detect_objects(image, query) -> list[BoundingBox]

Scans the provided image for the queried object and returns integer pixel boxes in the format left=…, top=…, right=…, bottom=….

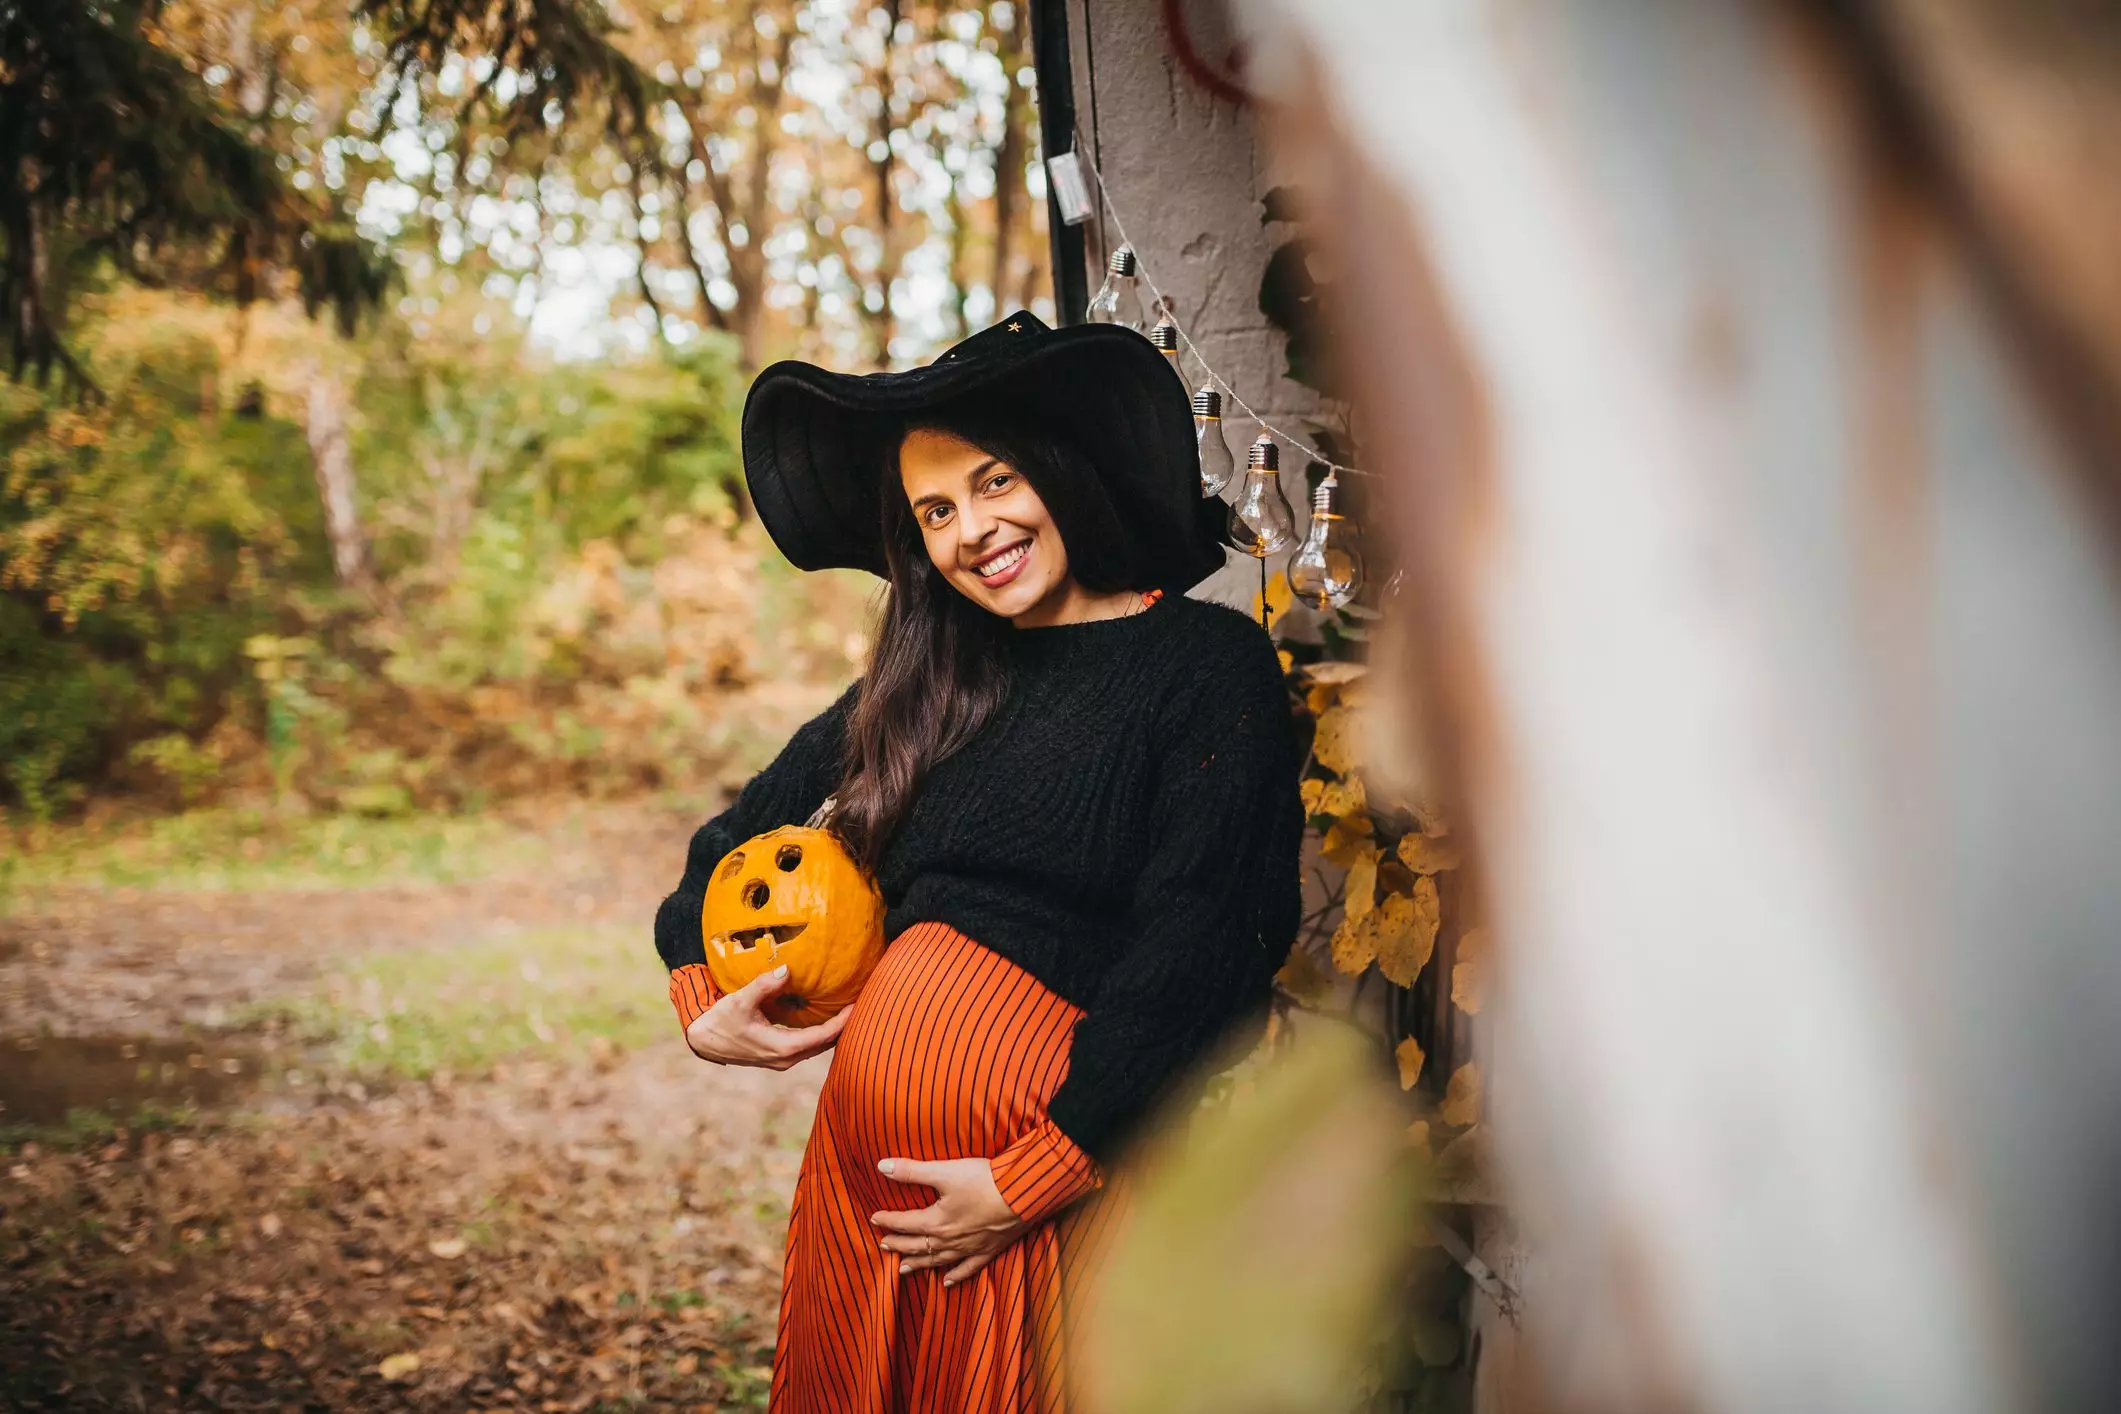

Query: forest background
left=2, top=0, right=1051, bottom=839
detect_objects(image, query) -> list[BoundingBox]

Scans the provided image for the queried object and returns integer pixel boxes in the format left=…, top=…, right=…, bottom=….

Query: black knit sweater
left=652, top=591, right=1304, bottom=1164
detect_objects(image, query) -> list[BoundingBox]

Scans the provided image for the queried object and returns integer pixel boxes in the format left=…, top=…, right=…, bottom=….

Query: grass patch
left=267, top=924, right=669, bottom=1080
left=0, top=1100, right=201, bottom=1153
left=0, top=806, right=544, bottom=910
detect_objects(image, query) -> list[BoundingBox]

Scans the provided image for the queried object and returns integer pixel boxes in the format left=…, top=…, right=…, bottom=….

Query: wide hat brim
left=740, top=315, right=1229, bottom=594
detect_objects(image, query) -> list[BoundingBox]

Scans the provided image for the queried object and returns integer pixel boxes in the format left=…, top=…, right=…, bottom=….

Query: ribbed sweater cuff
left=668, top=963, right=722, bottom=1032
left=991, top=1118, right=1102, bottom=1224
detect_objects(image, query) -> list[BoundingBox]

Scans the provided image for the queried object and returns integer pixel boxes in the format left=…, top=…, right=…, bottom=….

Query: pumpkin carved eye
left=717, top=852, right=746, bottom=881
left=776, top=844, right=804, bottom=871
left=742, top=880, right=770, bottom=909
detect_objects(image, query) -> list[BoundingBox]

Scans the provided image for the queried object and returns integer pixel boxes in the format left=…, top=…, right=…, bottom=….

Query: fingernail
left=942, top=1279, right=955, bottom=1288
left=877, top=1159, right=895, bottom=1176
left=774, top=964, right=789, bottom=978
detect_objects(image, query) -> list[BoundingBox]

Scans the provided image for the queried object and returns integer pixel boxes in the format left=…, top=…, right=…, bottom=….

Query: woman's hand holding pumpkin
left=685, top=965, right=849, bottom=1069
left=870, top=1157, right=1028, bottom=1286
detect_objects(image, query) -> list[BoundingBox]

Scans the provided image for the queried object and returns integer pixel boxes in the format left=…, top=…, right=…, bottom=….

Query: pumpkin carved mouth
left=713, top=922, right=809, bottom=957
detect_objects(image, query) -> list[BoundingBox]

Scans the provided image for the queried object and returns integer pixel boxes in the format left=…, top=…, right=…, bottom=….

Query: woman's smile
left=972, top=539, right=1032, bottom=586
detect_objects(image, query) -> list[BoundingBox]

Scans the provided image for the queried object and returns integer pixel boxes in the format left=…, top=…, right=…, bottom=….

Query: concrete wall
left=1058, top=0, right=1327, bottom=610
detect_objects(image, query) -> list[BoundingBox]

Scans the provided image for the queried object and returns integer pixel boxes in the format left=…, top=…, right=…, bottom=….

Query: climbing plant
left=1254, top=185, right=1490, bottom=1414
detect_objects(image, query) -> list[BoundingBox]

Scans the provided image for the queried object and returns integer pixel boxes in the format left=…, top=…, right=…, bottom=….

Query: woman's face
left=899, top=426, right=1071, bottom=618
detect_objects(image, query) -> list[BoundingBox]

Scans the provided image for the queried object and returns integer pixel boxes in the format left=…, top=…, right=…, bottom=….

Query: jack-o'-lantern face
left=700, top=825, right=886, bottom=1027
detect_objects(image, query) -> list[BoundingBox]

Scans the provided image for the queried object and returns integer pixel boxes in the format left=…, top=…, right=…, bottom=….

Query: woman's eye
left=985, top=472, right=1015, bottom=494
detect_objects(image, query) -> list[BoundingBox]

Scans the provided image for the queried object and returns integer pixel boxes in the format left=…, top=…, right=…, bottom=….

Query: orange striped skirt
left=770, top=921, right=1126, bottom=1413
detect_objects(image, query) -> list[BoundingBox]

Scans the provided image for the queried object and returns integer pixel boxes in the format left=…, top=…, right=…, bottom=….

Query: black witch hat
left=739, top=311, right=1229, bottom=594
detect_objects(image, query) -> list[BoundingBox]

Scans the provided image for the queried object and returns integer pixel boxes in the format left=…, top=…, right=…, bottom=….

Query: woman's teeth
left=976, top=543, right=1029, bottom=579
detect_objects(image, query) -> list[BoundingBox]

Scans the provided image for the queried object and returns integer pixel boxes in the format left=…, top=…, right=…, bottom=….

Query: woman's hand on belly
left=685, top=965, right=850, bottom=1069
left=869, top=1157, right=1029, bottom=1286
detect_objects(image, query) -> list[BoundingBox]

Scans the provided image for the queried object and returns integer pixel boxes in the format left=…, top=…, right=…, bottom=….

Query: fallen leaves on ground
left=0, top=803, right=816, bottom=1411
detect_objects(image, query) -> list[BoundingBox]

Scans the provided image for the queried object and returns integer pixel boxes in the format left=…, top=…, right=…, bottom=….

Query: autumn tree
left=0, top=0, right=390, bottom=395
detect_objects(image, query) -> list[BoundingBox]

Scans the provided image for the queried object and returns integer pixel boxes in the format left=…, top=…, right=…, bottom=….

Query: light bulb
left=1228, top=434, right=1297, bottom=558
left=1150, top=315, right=1182, bottom=374
left=1085, top=245, right=1144, bottom=331
left=1193, top=388, right=1236, bottom=496
left=1287, top=469, right=1366, bottom=609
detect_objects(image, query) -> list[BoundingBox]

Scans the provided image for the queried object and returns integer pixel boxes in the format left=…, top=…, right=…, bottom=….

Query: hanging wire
left=1073, top=138, right=1378, bottom=480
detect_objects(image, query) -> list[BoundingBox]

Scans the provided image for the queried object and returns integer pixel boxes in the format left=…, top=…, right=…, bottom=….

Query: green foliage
left=267, top=924, right=668, bottom=1080
left=0, top=0, right=383, bottom=393
left=0, top=288, right=843, bottom=818
left=0, top=806, right=542, bottom=911
left=0, top=303, right=323, bottom=815
left=358, top=0, right=662, bottom=154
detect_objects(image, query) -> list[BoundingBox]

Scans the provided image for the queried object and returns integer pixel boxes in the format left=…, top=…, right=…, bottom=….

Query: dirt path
left=0, top=804, right=822, bottom=1411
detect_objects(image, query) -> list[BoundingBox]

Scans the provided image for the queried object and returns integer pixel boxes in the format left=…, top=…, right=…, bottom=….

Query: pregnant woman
left=654, top=311, right=1303, bottom=1412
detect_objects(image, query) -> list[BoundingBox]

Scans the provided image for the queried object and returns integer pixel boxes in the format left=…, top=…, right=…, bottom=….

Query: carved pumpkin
left=700, top=825, right=886, bottom=1027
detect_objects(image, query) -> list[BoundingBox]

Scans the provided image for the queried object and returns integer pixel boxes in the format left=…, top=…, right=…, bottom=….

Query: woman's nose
left=956, top=502, right=998, bottom=551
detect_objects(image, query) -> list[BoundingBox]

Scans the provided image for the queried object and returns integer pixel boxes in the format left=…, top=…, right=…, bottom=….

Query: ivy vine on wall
left=1251, top=184, right=1489, bottom=1414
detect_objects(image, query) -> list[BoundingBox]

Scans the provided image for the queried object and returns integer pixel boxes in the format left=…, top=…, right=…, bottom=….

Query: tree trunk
left=302, top=364, right=377, bottom=601
left=945, top=180, right=973, bottom=339
left=864, top=0, right=904, bottom=367
left=627, top=166, right=671, bottom=345
left=992, top=7, right=1029, bottom=313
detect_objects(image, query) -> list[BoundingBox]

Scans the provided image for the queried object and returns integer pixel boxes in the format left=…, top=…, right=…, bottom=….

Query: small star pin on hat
left=1007, top=321, right=1022, bottom=332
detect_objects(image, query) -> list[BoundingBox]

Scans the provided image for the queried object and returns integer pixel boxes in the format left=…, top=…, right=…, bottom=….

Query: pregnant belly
left=818, top=920, right=1082, bottom=1176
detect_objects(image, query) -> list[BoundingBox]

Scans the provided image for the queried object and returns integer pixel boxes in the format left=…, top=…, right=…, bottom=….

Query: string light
left=1150, top=314, right=1182, bottom=374
left=1287, top=466, right=1366, bottom=608
left=1074, top=145, right=1375, bottom=481
left=1229, top=433, right=1299, bottom=559
left=1193, top=388, right=1237, bottom=496
left=1086, top=245, right=1147, bottom=332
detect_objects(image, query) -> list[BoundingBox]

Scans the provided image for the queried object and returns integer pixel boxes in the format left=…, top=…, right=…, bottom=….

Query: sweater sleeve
left=654, top=682, right=860, bottom=1021
left=1043, top=624, right=1304, bottom=1166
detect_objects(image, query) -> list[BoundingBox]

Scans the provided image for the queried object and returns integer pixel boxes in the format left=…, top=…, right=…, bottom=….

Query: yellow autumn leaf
left=1451, top=928, right=1487, bottom=1015
left=1394, top=832, right=1463, bottom=874
left=1373, top=888, right=1432, bottom=987
left=1276, top=648, right=1294, bottom=675
left=1329, top=911, right=1377, bottom=976
left=1320, top=814, right=1374, bottom=866
left=1275, top=947, right=1331, bottom=1005
left=1394, top=1037, right=1425, bottom=1091
left=377, top=1352, right=422, bottom=1382
left=1300, top=777, right=1325, bottom=813
left=1411, top=874, right=1442, bottom=961
left=1436, top=1124, right=1487, bottom=1186
left=1316, top=776, right=1365, bottom=818
left=1343, top=847, right=1379, bottom=924
left=1305, top=682, right=1337, bottom=715
left=1252, top=573, right=1294, bottom=628
left=1312, top=707, right=1357, bottom=776
left=1405, top=1119, right=1431, bottom=1153
left=1439, top=1062, right=1482, bottom=1127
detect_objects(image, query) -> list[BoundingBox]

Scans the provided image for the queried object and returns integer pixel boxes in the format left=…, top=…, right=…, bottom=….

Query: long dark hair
left=832, top=395, right=1136, bottom=869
